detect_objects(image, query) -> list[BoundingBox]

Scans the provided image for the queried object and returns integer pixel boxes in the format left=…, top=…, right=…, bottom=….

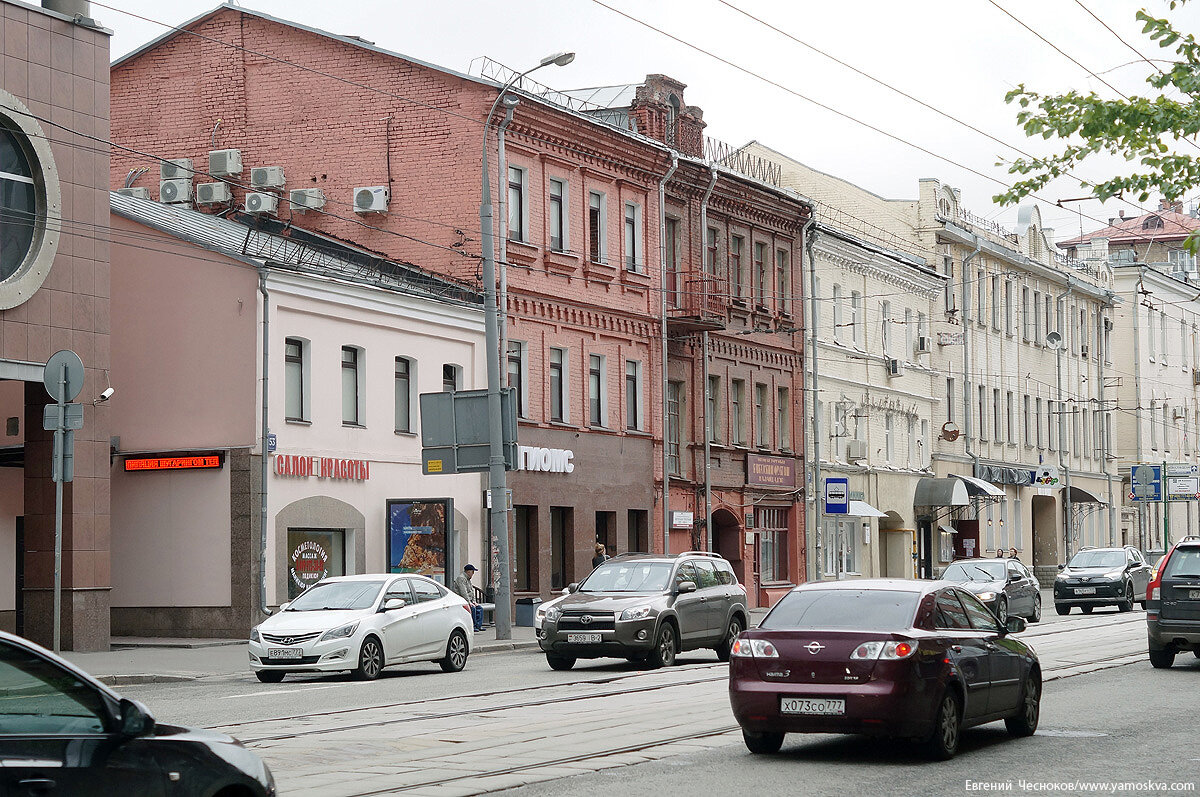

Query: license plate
left=1074, top=588, right=1096, bottom=595
left=781, top=697, right=845, bottom=715
left=267, top=647, right=302, bottom=659
left=1189, top=590, right=1200, bottom=600
left=567, top=633, right=602, bottom=644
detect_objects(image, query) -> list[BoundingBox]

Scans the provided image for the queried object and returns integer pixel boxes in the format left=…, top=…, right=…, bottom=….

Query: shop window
left=285, top=337, right=309, bottom=422
left=341, top=346, right=363, bottom=426
left=515, top=506, right=537, bottom=591
left=550, top=507, right=574, bottom=590
left=287, top=528, right=346, bottom=599
left=628, top=509, right=648, bottom=552
left=757, top=507, right=788, bottom=582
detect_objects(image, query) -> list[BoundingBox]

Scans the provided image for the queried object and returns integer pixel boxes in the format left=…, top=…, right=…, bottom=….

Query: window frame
left=548, top=177, right=568, bottom=252
left=588, top=353, right=607, bottom=427
left=284, top=336, right=309, bottom=422
left=624, top=201, right=643, bottom=272
left=506, top=165, right=528, bottom=243
left=549, top=347, right=567, bottom=423
left=394, top=355, right=414, bottom=433
left=588, top=190, right=607, bottom=264
left=625, top=359, right=643, bottom=431
left=341, top=345, right=364, bottom=427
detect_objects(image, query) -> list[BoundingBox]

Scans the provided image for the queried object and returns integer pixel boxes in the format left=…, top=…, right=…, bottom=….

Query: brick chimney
left=629, top=75, right=705, bottom=158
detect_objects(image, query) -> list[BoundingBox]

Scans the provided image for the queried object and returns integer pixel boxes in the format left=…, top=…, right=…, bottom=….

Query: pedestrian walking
left=453, top=564, right=484, bottom=632
left=592, top=543, right=608, bottom=569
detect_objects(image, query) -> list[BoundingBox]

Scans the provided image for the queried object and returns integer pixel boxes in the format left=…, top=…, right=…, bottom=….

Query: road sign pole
left=53, top=362, right=66, bottom=654
left=1163, top=461, right=1170, bottom=550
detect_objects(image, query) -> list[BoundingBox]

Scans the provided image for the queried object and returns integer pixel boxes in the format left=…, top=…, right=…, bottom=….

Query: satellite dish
left=1046, top=331, right=1063, bottom=349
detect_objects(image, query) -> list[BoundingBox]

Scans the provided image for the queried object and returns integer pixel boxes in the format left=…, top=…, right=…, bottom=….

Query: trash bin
left=515, top=597, right=543, bottom=627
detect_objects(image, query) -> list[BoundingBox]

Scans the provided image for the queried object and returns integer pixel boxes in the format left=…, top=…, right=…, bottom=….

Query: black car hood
left=152, top=724, right=272, bottom=785
left=1062, top=566, right=1121, bottom=577
left=556, top=592, right=666, bottom=611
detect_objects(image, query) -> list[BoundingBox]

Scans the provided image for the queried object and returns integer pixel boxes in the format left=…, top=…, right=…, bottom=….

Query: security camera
left=97, top=387, right=114, bottom=403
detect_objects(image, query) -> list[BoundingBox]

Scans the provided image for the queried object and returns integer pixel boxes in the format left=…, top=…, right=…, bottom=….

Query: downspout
left=497, top=103, right=516, bottom=384
left=699, top=167, right=718, bottom=550
left=1057, top=279, right=1075, bottom=558
left=659, top=153, right=679, bottom=554
left=961, top=241, right=983, bottom=478
left=804, top=219, right=821, bottom=580
left=257, top=267, right=271, bottom=617
left=1132, top=267, right=1146, bottom=550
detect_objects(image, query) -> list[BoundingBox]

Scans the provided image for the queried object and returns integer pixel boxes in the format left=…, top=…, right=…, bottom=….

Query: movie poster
left=387, top=499, right=449, bottom=584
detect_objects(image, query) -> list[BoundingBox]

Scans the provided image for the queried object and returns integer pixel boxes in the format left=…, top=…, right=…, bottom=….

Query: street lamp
left=480, top=52, right=574, bottom=639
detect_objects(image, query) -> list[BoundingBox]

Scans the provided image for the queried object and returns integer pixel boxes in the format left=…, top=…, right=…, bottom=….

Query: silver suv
left=535, top=551, right=749, bottom=670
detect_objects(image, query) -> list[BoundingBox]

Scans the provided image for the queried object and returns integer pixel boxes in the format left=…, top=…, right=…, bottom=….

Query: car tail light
left=1147, top=550, right=1171, bottom=601
left=849, top=640, right=917, bottom=660
left=730, top=638, right=779, bottom=658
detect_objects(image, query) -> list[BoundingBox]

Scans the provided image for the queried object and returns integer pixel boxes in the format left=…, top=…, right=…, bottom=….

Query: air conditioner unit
left=915, top=335, right=931, bottom=354
left=1174, top=407, right=1187, bottom=420
left=289, top=188, right=326, bottom=212
left=886, top=358, right=903, bottom=377
left=245, top=192, right=279, bottom=215
left=209, top=149, right=243, bottom=177
left=160, top=158, right=193, bottom=180
left=250, top=166, right=286, bottom=189
left=115, top=187, right=150, bottom=200
left=196, top=182, right=232, bottom=205
left=1080, top=344, right=1090, bottom=359
left=847, top=439, right=868, bottom=461
left=353, top=185, right=389, bottom=213
left=159, top=178, right=191, bottom=204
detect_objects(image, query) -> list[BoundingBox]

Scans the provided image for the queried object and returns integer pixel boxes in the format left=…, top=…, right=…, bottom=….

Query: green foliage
left=995, top=3, right=1200, bottom=210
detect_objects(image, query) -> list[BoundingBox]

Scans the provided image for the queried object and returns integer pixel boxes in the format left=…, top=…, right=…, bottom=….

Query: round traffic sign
left=43, top=350, right=84, bottom=402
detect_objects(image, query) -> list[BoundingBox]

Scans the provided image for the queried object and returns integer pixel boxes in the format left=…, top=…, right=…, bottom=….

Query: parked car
left=1146, top=535, right=1200, bottom=668
left=536, top=551, right=748, bottom=670
left=728, top=579, right=1041, bottom=760
left=0, top=630, right=274, bottom=796
left=939, top=557, right=1041, bottom=624
left=1053, top=546, right=1151, bottom=615
left=249, top=574, right=473, bottom=682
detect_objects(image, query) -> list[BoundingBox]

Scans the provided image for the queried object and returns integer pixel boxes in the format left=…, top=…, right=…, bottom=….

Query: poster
left=387, top=499, right=449, bottom=584
left=287, top=528, right=345, bottom=599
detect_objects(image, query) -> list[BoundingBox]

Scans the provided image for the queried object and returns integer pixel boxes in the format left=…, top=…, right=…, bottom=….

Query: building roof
left=1057, top=204, right=1200, bottom=248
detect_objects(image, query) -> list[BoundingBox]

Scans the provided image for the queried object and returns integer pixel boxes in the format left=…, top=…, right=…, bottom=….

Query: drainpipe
left=497, top=101, right=517, bottom=386
left=1099, top=295, right=1116, bottom=545
left=699, top=167, right=718, bottom=550
left=1057, top=279, right=1075, bottom=559
left=1132, top=268, right=1146, bottom=550
left=257, top=268, right=271, bottom=618
left=804, top=219, right=822, bottom=580
left=659, top=153, right=679, bottom=554
left=961, top=242, right=983, bottom=480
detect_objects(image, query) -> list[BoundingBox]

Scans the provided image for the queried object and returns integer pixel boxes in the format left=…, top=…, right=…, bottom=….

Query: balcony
left=666, top=273, right=727, bottom=332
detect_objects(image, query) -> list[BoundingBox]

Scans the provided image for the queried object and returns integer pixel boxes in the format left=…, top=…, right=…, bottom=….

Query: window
left=0, top=120, right=46, bottom=293
left=0, top=643, right=108, bottom=735
left=778, top=386, right=790, bottom=449
left=976, top=267, right=986, bottom=323
left=904, top=308, right=913, bottom=360
left=776, top=249, right=789, bottom=315
left=625, top=359, right=642, bottom=430
left=549, top=348, right=566, bottom=422
left=754, top=242, right=767, bottom=304
left=507, top=342, right=526, bottom=417
left=550, top=507, right=573, bottom=590
left=1149, top=311, right=1158, bottom=359
left=946, top=377, right=955, bottom=423
left=754, top=383, right=769, bottom=448
left=881, top=301, right=892, bottom=356
left=665, top=217, right=681, bottom=307
left=1004, top=279, right=1014, bottom=334
left=708, top=375, right=720, bottom=442
left=730, top=235, right=744, bottom=298
left=589, top=354, right=606, bottom=426
left=667, top=381, right=683, bottom=474
left=921, top=419, right=929, bottom=467
left=943, top=254, right=955, bottom=313
left=885, top=413, right=894, bottom=462
left=1033, top=290, right=1042, bottom=343
left=1006, top=391, right=1015, bottom=444
left=1023, top=394, right=1031, bottom=446
left=548, top=178, right=566, bottom=251
left=978, top=384, right=987, bottom=441
left=993, top=387, right=1002, bottom=441
left=514, top=506, right=536, bottom=591
left=395, top=356, right=413, bottom=432
left=705, top=226, right=719, bottom=275
left=1161, top=310, right=1169, bottom=364
left=1035, top=397, right=1043, bottom=448
left=625, top=202, right=643, bottom=272
left=285, top=337, right=307, bottom=421
left=442, top=363, right=460, bottom=392
left=832, top=284, right=843, bottom=342
left=851, top=291, right=862, bottom=346
left=342, top=346, right=362, bottom=425
left=907, top=416, right=916, bottom=468
left=731, top=379, right=746, bottom=444
left=588, top=191, right=606, bottom=263
left=1045, top=295, right=1054, bottom=342
left=1022, top=287, right=1032, bottom=341
left=507, top=166, right=526, bottom=242
left=757, top=507, right=788, bottom=582
left=991, top=274, right=1000, bottom=330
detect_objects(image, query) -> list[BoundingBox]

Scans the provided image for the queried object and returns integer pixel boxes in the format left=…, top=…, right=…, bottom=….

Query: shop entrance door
left=550, top=507, right=573, bottom=590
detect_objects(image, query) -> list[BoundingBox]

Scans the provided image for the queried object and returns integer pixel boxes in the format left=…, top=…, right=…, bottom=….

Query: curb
left=97, top=673, right=200, bottom=686
left=473, top=640, right=541, bottom=655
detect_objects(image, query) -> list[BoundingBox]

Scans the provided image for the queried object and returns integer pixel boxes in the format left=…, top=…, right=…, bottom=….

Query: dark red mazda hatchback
left=729, top=579, right=1041, bottom=759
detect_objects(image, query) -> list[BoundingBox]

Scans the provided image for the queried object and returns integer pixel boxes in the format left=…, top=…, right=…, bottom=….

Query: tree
left=995, top=2, right=1200, bottom=217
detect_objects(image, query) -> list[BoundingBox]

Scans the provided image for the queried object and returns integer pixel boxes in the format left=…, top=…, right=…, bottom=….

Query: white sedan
left=249, top=574, right=473, bottom=682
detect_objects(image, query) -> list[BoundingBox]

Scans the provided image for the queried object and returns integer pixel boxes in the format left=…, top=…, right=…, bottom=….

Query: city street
left=97, top=600, right=1196, bottom=797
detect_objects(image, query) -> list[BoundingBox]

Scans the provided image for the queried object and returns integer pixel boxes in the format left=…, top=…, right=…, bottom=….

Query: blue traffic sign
left=1131, top=464, right=1162, bottom=502
left=825, top=477, right=849, bottom=514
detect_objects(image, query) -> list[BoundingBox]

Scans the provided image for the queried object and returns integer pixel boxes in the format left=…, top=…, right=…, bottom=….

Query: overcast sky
left=95, top=0, right=1200, bottom=249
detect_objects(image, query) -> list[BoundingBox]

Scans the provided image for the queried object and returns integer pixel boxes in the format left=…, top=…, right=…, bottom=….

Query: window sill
left=621, top=268, right=651, bottom=292
left=394, top=430, right=417, bottom=437
left=626, top=428, right=653, bottom=437
left=286, top=418, right=312, bottom=426
left=585, top=259, right=618, bottom=282
left=546, top=249, right=580, bottom=276
left=343, top=423, right=366, bottom=429
left=506, top=238, right=539, bottom=268
left=548, top=420, right=578, bottom=429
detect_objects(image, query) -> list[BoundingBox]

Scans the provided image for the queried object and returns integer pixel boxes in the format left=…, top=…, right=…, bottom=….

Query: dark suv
left=536, top=551, right=748, bottom=670
left=1053, top=546, right=1151, bottom=614
left=1146, top=535, right=1200, bottom=668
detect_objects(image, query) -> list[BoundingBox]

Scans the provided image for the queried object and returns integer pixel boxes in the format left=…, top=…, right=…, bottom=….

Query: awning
left=938, top=524, right=958, bottom=535
left=847, top=500, right=887, bottom=518
left=914, top=477, right=970, bottom=507
left=954, top=474, right=1006, bottom=498
left=1068, top=485, right=1105, bottom=504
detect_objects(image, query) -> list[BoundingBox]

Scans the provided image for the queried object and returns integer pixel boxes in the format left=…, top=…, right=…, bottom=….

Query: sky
left=91, top=0, right=1200, bottom=249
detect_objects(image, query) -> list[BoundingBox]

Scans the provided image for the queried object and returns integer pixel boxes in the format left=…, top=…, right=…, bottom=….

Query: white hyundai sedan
left=249, top=574, right=473, bottom=682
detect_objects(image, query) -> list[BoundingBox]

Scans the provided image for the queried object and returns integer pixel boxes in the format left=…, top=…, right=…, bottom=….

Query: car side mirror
left=676, top=580, right=697, bottom=594
left=1057, top=563, right=1065, bottom=571
left=383, top=598, right=406, bottom=611
left=560, top=587, right=570, bottom=596
left=279, top=602, right=290, bottom=612
left=567, top=583, right=579, bottom=594
left=1005, top=616, right=1026, bottom=634
left=118, top=698, right=155, bottom=737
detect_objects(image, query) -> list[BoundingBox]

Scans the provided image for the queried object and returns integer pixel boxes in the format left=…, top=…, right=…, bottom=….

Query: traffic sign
left=825, top=477, right=849, bottom=514
left=1166, top=463, right=1199, bottom=501
left=43, top=403, right=83, bottom=431
left=1131, top=464, right=1162, bottom=502
left=43, top=350, right=84, bottom=403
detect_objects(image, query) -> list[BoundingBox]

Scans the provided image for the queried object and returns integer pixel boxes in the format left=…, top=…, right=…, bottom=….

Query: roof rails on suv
left=677, top=551, right=724, bottom=559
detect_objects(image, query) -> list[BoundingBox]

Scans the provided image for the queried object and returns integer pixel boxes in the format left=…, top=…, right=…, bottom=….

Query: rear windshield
left=761, top=589, right=920, bottom=631
left=1068, top=550, right=1125, bottom=569
left=1163, top=548, right=1200, bottom=579
left=581, top=561, right=673, bottom=592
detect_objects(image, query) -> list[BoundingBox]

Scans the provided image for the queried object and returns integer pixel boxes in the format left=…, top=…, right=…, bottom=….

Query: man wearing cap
left=454, top=564, right=484, bottom=632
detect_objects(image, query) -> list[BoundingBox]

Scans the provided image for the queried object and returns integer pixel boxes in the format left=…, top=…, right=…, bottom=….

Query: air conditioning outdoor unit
left=209, top=149, right=243, bottom=177
left=159, top=179, right=191, bottom=204
left=1174, top=407, right=1187, bottom=420
left=886, top=358, right=903, bottom=377
left=1080, top=344, right=1090, bottom=359
left=915, top=335, right=931, bottom=354
left=160, top=158, right=193, bottom=180
left=289, top=188, right=326, bottom=212
left=245, top=192, right=279, bottom=215
left=354, top=185, right=389, bottom=213
left=115, top=187, right=150, bottom=200
left=250, top=166, right=286, bottom=189
left=196, top=182, right=232, bottom=205
left=847, top=439, right=868, bottom=462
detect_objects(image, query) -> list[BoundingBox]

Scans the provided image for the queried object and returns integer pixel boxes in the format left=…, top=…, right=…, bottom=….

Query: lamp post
left=480, top=52, right=574, bottom=639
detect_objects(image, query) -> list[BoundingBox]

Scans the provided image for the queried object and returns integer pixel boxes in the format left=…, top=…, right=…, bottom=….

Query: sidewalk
left=64, top=606, right=772, bottom=686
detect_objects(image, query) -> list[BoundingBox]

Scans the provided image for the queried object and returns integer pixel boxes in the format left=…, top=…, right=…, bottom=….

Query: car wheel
left=995, top=597, right=1008, bottom=625
left=255, top=670, right=285, bottom=683
left=546, top=653, right=576, bottom=671
left=646, top=623, right=678, bottom=669
left=1080, top=605, right=1093, bottom=614
left=1055, top=603, right=1070, bottom=616
left=924, top=690, right=962, bottom=760
left=1004, top=673, right=1041, bottom=737
left=715, top=616, right=745, bottom=663
left=1117, top=582, right=1134, bottom=613
left=1029, top=595, right=1042, bottom=623
left=742, top=729, right=784, bottom=755
left=1149, top=648, right=1176, bottom=669
left=353, top=636, right=384, bottom=681
left=439, top=630, right=469, bottom=673
left=1193, top=649, right=1200, bottom=659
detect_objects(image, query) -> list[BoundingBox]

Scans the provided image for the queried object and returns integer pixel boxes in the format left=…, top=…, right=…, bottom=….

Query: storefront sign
left=517, top=446, right=574, bottom=473
left=287, top=529, right=344, bottom=599
left=938, top=331, right=964, bottom=346
left=274, top=454, right=370, bottom=481
left=124, top=454, right=223, bottom=471
left=1031, top=465, right=1060, bottom=487
left=387, top=499, right=449, bottom=583
left=746, top=454, right=796, bottom=488
left=671, top=510, right=694, bottom=529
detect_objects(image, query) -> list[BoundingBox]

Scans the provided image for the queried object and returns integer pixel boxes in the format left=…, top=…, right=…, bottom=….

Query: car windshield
left=1163, top=548, right=1200, bottom=578
left=581, top=561, right=673, bottom=592
left=761, top=589, right=920, bottom=631
left=286, top=580, right=385, bottom=611
left=942, top=561, right=1004, bottom=582
left=1068, top=550, right=1125, bottom=569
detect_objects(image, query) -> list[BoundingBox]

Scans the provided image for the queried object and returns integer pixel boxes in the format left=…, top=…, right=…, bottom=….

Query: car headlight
left=976, top=591, right=997, bottom=602
left=542, top=607, right=560, bottom=623
left=620, top=606, right=653, bottom=621
left=250, top=626, right=261, bottom=643
left=319, top=621, right=360, bottom=642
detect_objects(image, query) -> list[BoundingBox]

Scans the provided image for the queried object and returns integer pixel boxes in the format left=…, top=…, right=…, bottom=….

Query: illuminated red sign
left=124, top=455, right=223, bottom=472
